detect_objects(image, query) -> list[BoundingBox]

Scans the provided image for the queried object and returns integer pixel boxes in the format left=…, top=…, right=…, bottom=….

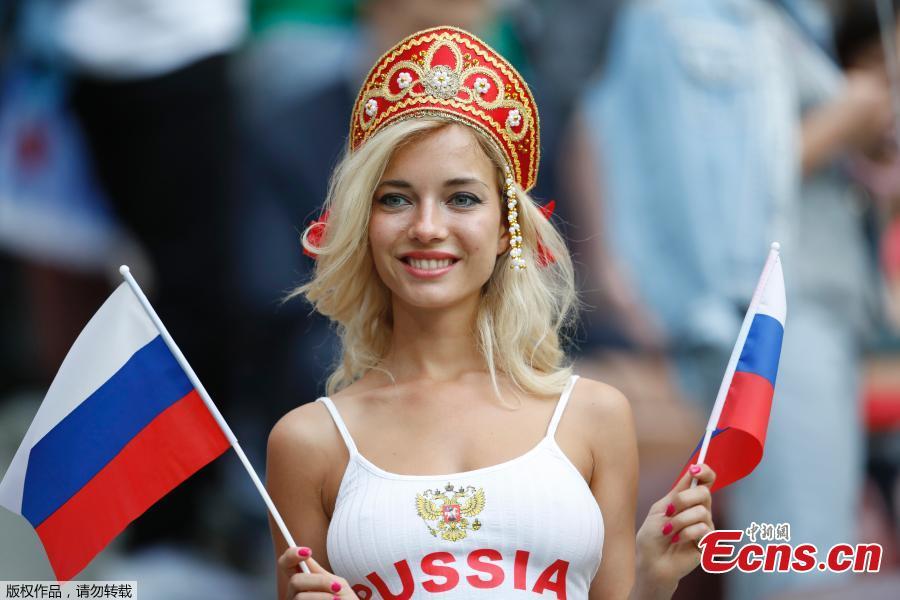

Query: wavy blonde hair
left=288, top=117, right=579, bottom=399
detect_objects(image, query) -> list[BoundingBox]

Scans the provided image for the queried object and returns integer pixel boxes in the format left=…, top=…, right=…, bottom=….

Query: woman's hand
left=278, top=546, right=358, bottom=600
left=633, top=463, right=716, bottom=599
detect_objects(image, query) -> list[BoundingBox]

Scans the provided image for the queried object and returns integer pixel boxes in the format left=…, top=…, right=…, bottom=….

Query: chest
left=321, top=402, right=594, bottom=519
left=324, top=448, right=604, bottom=599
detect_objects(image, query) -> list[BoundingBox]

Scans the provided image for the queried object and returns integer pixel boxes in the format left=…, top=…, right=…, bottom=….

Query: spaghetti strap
left=316, top=397, right=359, bottom=457
left=545, top=374, right=580, bottom=438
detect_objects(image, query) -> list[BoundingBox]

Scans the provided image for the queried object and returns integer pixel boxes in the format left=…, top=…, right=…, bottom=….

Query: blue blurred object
left=0, top=65, right=124, bottom=271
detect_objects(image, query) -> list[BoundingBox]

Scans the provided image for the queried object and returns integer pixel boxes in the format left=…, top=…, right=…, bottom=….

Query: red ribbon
left=536, top=200, right=556, bottom=267
left=302, top=209, right=330, bottom=258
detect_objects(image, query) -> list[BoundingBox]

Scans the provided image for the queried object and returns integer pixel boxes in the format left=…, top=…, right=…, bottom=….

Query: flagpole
left=118, top=265, right=310, bottom=574
left=690, top=243, right=781, bottom=489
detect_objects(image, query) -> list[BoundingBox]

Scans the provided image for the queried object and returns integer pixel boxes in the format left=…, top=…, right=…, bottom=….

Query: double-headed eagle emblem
left=415, top=483, right=486, bottom=542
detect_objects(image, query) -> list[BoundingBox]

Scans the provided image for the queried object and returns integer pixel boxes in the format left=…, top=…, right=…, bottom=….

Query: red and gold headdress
left=349, top=26, right=540, bottom=193
left=307, top=26, right=554, bottom=271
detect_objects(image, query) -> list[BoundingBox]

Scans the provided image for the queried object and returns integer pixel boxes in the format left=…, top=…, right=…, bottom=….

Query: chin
left=395, top=287, right=469, bottom=310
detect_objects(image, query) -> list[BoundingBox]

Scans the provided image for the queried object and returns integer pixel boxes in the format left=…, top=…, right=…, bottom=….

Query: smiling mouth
left=401, top=257, right=458, bottom=270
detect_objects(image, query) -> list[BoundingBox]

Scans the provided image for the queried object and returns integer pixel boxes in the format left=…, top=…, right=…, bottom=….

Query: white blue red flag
left=0, top=282, right=230, bottom=580
left=675, top=244, right=786, bottom=493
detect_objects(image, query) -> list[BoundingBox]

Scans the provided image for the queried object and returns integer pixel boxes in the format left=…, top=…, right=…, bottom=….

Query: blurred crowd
left=1, top=0, right=900, bottom=599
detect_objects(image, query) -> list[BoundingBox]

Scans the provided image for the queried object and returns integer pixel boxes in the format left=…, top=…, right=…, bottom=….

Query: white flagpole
left=690, top=243, right=781, bottom=489
left=877, top=0, right=900, bottom=148
left=118, top=265, right=310, bottom=574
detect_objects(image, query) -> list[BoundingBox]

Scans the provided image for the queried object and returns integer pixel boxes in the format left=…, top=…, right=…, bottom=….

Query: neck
left=379, top=293, right=485, bottom=382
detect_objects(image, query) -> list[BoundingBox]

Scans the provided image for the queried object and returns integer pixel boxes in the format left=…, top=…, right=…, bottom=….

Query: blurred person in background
left=834, top=1, right=900, bottom=335
left=55, top=0, right=249, bottom=583
left=831, top=0, right=900, bottom=563
left=577, top=0, right=890, bottom=598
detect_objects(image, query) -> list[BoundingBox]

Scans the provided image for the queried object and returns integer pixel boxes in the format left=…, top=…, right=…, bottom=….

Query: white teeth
left=407, top=258, right=453, bottom=270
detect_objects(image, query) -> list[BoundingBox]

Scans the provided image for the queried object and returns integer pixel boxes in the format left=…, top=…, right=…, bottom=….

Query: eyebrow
left=378, top=177, right=490, bottom=190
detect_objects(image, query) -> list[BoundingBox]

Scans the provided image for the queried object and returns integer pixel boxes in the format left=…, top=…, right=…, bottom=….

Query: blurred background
left=1, top=0, right=899, bottom=598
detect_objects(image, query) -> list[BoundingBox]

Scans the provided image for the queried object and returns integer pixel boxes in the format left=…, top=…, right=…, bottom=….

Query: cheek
left=368, top=213, right=401, bottom=253
left=461, top=214, right=501, bottom=256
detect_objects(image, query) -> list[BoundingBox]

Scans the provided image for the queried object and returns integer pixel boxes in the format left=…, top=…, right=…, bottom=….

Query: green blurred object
left=247, top=0, right=525, bottom=71
left=250, top=0, right=359, bottom=34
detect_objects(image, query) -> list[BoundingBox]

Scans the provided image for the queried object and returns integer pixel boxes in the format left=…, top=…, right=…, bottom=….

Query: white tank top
left=317, top=374, right=604, bottom=600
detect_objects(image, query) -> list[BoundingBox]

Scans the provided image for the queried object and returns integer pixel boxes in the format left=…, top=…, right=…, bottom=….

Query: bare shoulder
left=569, top=376, right=634, bottom=431
left=569, top=377, right=637, bottom=469
left=267, top=401, right=344, bottom=480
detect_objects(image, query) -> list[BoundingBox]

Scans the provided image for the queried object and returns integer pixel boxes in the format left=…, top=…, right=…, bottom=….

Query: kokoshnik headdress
left=306, top=26, right=555, bottom=270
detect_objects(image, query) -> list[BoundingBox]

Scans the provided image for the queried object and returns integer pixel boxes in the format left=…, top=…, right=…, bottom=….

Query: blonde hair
left=288, top=117, right=579, bottom=399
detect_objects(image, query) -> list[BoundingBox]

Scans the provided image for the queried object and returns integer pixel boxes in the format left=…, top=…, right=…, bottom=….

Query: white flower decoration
left=431, top=70, right=452, bottom=93
left=474, top=77, right=491, bottom=95
left=365, top=99, right=378, bottom=118
left=507, top=109, right=521, bottom=128
left=397, top=71, right=413, bottom=89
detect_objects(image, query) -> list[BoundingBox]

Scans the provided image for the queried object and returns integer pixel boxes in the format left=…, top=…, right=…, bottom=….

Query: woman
left=267, top=27, right=715, bottom=600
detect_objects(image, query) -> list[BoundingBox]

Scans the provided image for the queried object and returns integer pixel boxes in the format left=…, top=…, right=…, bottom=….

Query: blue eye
left=378, top=194, right=409, bottom=207
left=450, top=193, right=481, bottom=207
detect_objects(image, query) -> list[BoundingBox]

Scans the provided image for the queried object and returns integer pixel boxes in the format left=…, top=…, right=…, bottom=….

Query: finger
left=291, top=593, right=337, bottom=600
left=672, top=521, right=714, bottom=546
left=667, top=505, right=709, bottom=535
left=648, top=496, right=670, bottom=516
left=673, top=485, right=712, bottom=513
left=288, top=572, right=341, bottom=594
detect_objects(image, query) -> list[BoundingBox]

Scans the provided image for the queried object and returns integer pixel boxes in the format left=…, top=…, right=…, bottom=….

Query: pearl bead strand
left=504, top=165, right=526, bottom=271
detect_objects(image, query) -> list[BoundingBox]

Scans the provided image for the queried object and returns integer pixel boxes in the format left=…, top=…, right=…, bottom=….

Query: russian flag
left=0, top=282, right=230, bottom=581
left=675, top=244, right=786, bottom=493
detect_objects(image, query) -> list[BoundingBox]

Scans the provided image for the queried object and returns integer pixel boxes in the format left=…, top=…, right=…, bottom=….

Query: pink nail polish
left=333, top=596, right=341, bottom=600
left=298, top=547, right=311, bottom=557
left=671, top=533, right=680, bottom=543
left=662, top=522, right=673, bottom=535
left=665, top=503, right=675, bottom=517
left=690, top=464, right=701, bottom=475
left=331, top=582, right=342, bottom=592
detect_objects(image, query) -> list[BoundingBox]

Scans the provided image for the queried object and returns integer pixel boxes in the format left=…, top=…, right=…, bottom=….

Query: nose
left=407, top=199, right=448, bottom=243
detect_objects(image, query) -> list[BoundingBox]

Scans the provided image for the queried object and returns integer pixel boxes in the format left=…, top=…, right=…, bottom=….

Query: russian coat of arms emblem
left=415, top=482, right=485, bottom=542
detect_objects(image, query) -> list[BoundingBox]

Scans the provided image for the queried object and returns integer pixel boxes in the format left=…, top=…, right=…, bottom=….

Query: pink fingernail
left=662, top=522, right=673, bottom=535
left=665, top=503, right=675, bottom=517
left=671, top=533, right=680, bottom=543
left=331, top=581, right=342, bottom=592
left=690, top=465, right=701, bottom=475
left=333, top=596, right=340, bottom=600
left=298, top=547, right=311, bottom=557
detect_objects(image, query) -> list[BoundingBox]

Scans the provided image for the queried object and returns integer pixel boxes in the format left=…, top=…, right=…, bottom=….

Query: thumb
left=278, top=546, right=308, bottom=573
left=669, top=462, right=702, bottom=497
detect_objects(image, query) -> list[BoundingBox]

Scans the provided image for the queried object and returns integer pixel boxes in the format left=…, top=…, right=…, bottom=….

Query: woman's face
left=369, top=124, right=509, bottom=311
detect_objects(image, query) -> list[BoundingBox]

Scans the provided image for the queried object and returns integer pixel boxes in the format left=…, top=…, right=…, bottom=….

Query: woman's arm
left=801, top=70, right=893, bottom=176
left=579, top=379, right=639, bottom=600
left=266, top=402, right=346, bottom=599
left=581, top=379, right=714, bottom=600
